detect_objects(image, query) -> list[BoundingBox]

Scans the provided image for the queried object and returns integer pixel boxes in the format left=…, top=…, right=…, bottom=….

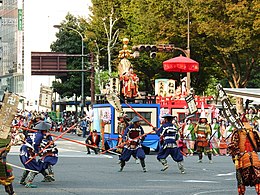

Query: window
left=126, top=111, right=151, bottom=125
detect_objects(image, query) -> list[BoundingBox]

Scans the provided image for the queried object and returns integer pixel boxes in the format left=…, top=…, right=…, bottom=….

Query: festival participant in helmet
left=154, top=113, right=185, bottom=173
left=194, top=112, right=213, bottom=163
left=26, top=121, right=52, bottom=154
left=117, top=113, right=130, bottom=151
left=118, top=116, right=147, bottom=172
left=182, top=118, right=196, bottom=156
left=210, top=118, right=221, bottom=156
left=228, top=114, right=260, bottom=195
left=20, top=121, right=54, bottom=188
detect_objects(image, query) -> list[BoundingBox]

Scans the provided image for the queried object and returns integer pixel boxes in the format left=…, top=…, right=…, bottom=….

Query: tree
left=50, top=13, right=91, bottom=111
left=191, top=0, right=259, bottom=113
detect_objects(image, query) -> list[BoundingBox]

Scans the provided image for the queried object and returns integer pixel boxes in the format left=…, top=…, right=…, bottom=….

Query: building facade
left=0, top=0, right=24, bottom=95
left=1, top=0, right=90, bottom=111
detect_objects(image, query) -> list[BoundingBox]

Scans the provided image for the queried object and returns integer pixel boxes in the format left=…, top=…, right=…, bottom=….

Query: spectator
left=80, top=118, right=88, bottom=138
left=85, top=130, right=100, bottom=154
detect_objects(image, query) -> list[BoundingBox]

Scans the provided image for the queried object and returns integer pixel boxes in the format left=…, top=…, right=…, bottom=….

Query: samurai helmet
left=161, top=113, right=174, bottom=118
left=131, top=116, right=142, bottom=123
left=33, top=121, right=51, bottom=131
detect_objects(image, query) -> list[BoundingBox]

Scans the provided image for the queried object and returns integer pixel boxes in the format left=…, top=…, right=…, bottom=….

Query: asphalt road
left=0, top=133, right=257, bottom=195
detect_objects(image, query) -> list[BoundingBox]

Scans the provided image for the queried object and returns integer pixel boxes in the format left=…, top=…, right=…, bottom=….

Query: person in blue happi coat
left=20, top=121, right=55, bottom=188
left=38, top=138, right=58, bottom=182
left=118, top=116, right=147, bottom=172
left=26, top=121, right=51, bottom=154
left=19, top=141, right=41, bottom=188
left=154, top=113, right=185, bottom=174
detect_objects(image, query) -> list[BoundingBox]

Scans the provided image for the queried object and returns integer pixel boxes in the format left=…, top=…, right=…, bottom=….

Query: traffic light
left=150, top=52, right=156, bottom=58
left=132, top=45, right=158, bottom=58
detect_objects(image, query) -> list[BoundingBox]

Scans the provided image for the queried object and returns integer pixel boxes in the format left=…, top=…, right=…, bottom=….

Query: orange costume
left=228, top=116, right=260, bottom=195
left=120, top=67, right=139, bottom=98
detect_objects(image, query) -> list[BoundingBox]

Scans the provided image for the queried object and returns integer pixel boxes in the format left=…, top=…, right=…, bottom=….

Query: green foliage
left=50, top=13, right=91, bottom=99
left=51, top=0, right=259, bottom=101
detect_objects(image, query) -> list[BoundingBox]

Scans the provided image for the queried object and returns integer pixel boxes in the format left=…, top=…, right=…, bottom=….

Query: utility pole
left=90, top=52, right=95, bottom=105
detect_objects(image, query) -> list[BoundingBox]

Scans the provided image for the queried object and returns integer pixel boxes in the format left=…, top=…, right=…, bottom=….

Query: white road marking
left=146, top=180, right=219, bottom=184
left=183, top=180, right=219, bottom=183
left=216, top=172, right=235, bottom=176
left=193, top=189, right=235, bottom=195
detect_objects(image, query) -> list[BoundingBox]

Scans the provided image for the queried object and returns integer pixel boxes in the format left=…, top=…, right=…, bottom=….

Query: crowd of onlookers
left=10, top=109, right=93, bottom=145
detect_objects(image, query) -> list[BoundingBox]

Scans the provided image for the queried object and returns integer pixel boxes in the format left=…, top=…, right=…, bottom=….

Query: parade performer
left=26, top=121, right=52, bottom=154
left=0, top=138, right=16, bottom=194
left=210, top=118, right=221, bottom=155
left=19, top=141, right=41, bottom=188
left=228, top=115, right=260, bottom=195
left=154, top=114, right=185, bottom=173
left=86, top=130, right=100, bottom=154
left=39, top=138, right=58, bottom=182
left=116, top=113, right=130, bottom=154
left=0, top=93, right=19, bottom=194
left=219, top=120, right=228, bottom=156
left=120, top=66, right=140, bottom=98
left=226, top=122, right=235, bottom=144
left=183, top=119, right=196, bottom=156
left=118, top=116, right=147, bottom=172
left=194, top=112, right=213, bottom=163
left=20, top=121, right=54, bottom=187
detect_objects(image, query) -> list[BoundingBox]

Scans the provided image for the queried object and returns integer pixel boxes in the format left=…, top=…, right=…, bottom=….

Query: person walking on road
left=194, top=112, right=213, bottom=163
left=154, top=113, right=185, bottom=174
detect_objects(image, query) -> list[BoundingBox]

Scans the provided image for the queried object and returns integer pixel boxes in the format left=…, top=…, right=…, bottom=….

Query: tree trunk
left=235, top=97, right=244, bottom=114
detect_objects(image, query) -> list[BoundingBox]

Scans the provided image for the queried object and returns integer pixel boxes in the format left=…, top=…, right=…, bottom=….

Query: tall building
left=0, top=0, right=90, bottom=110
left=0, top=0, right=23, bottom=95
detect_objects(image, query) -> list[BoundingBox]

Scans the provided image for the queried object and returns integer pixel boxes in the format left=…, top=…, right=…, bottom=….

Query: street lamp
left=54, top=25, right=85, bottom=116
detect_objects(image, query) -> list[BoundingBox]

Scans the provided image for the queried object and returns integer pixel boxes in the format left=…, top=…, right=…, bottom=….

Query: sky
left=23, top=0, right=92, bottom=109
left=25, top=0, right=92, bottom=51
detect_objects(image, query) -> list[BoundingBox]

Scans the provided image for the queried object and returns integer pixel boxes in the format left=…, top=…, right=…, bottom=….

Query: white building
left=0, top=0, right=91, bottom=111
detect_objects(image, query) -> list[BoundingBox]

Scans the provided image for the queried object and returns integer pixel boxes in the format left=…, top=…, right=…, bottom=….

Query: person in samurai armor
left=118, top=116, right=147, bottom=172
left=116, top=113, right=130, bottom=154
left=39, top=138, right=58, bottom=182
left=182, top=118, right=196, bottom=156
left=0, top=137, right=16, bottom=194
left=228, top=114, right=260, bottom=195
left=194, top=112, right=213, bottom=163
left=86, top=130, right=101, bottom=154
left=154, top=113, right=185, bottom=174
left=210, top=118, right=221, bottom=156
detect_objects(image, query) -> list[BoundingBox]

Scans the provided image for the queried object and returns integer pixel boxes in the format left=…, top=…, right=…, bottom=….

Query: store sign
left=18, top=9, right=23, bottom=31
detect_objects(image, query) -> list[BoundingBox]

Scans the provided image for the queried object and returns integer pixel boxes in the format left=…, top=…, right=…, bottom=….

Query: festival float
left=92, top=38, right=216, bottom=153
